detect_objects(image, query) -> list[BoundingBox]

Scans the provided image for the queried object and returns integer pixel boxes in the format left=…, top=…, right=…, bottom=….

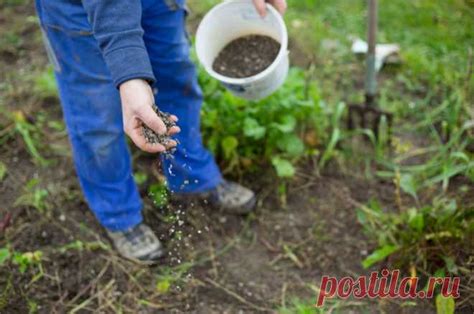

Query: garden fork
left=347, top=0, right=393, bottom=138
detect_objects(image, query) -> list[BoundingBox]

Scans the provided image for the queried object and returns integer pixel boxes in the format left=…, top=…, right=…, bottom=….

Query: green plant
left=357, top=195, right=473, bottom=310
left=198, top=66, right=346, bottom=177
left=358, top=196, right=473, bottom=270
left=153, top=262, right=193, bottom=296
left=14, top=178, right=50, bottom=213
left=134, top=171, right=148, bottom=186
left=0, top=110, right=49, bottom=166
left=0, top=247, right=44, bottom=278
left=58, top=240, right=109, bottom=253
left=149, top=181, right=169, bottom=208
left=0, top=274, right=12, bottom=312
left=0, top=248, right=10, bottom=266
left=436, top=294, right=455, bottom=314
left=278, top=297, right=365, bottom=314
left=378, top=100, right=474, bottom=192
left=0, top=161, right=6, bottom=182
left=13, top=251, right=43, bottom=274
left=34, top=66, right=58, bottom=99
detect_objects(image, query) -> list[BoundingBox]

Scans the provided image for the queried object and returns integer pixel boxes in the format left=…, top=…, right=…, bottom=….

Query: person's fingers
left=164, top=139, right=178, bottom=150
left=128, top=128, right=166, bottom=153
left=168, top=126, right=181, bottom=136
left=252, top=0, right=267, bottom=17
left=139, top=105, right=167, bottom=135
left=270, top=0, right=287, bottom=15
left=169, top=114, right=179, bottom=122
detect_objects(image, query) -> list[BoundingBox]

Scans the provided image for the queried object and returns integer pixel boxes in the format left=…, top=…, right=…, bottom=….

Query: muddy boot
left=174, top=180, right=256, bottom=215
left=107, top=224, right=165, bottom=265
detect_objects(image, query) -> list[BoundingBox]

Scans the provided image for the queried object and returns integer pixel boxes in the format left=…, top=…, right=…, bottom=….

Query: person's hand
left=252, top=0, right=287, bottom=17
left=119, top=79, right=180, bottom=153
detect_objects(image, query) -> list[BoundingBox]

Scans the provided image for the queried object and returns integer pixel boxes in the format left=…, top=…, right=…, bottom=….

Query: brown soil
left=212, top=35, right=280, bottom=78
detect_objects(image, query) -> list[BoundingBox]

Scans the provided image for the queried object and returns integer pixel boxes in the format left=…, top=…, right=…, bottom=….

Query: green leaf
left=367, top=199, right=383, bottom=213
left=0, top=248, right=10, bottom=266
left=25, top=178, right=39, bottom=190
left=34, top=66, right=57, bottom=98
left=221, top=136, right=238, bottom=160
left=156, top=278, right=171, bottom=294
left=271, top=157, right=296, bottom=178
left=443, top=256, right=458, bottom=274
left=436, top=294, right=455, bottom=314
left=400, top=174, right=418, bottom=199
left=277, top=134, right=305, bottom=156
left=356, top=209, right=367, bottom=225
left=133, top=172, right=148, bottom=185
left=148, top=183, right=169, bottom=208
left=0, top=162, right=6, bottom=182
left=243, top=118, right=266, bottom=139
left=408, top=208, right=424, bottom=232
left=274, top=115, right=297, bottom=133
left=362, top=245, right=399, bottom=269
left=318, top=128, right=341, bottom=168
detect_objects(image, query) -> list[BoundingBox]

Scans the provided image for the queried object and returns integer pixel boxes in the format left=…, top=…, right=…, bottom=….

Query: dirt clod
left=213, top=35, right=281, bottom=78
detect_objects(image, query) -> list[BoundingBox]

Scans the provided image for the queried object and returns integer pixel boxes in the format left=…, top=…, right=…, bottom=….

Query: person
left=35, top=0, right=287, bottom=264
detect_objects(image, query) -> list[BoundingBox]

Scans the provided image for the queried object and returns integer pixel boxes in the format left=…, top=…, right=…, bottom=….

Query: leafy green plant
left=149, top=181, right=169, bottom=208
left=13, top=251, right=43, bottom=274
left=358, top=196, right=472, bottom=270
left=0, top=247, right=44, bottom=277
left=153, top=263, right=193, bottom=296
left=15, top=178, right=50, bottom=213
left=198, top=66, right=344, bottom=178
left=357, top=195, right=472, bottom=310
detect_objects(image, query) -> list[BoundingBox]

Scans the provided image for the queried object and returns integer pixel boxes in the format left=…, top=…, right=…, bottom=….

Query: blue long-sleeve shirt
left=81, top=0, right=156, bottom=87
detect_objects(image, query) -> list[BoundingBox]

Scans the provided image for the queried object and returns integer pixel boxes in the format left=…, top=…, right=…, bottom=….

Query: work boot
left=107, top=224, right=165, bottom=265
left=174, top=180, right=256, bottom=215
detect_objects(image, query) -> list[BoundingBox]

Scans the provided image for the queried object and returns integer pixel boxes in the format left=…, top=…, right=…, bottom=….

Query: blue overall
left=35, top=0, right=222, bottom=231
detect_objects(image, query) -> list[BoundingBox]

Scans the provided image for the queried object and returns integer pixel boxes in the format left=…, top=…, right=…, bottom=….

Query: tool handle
left=365, top=0, right=377, bottom=101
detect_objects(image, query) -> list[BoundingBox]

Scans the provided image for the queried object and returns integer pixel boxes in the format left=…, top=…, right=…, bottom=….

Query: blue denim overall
left=35, top=0, right=222, bottom=231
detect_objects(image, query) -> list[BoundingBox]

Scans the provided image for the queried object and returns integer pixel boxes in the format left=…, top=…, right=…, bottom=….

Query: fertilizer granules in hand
left=142, top=105, right=178, bottom=157
left=212, top=35, right=281, bottom=78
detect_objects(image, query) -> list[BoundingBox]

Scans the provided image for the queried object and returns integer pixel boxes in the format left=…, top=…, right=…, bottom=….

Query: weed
left=0, top=110, right=49, bottom=166
left=133, top=171, right=148, bottom=186
left=33, top=66, right=57, bottom=99
left=278, top=297, right=366, bottom=314
left=0, top=161, right=6, bottom=182
left=0, top=247, right=44, bottom=281
left=58, top=240, right=109, bottom=253
left=357, top=196, right=473, bottom=281
left=14, top=178, right=50, bottom=214
left=149, top=181, right=169, bottom=208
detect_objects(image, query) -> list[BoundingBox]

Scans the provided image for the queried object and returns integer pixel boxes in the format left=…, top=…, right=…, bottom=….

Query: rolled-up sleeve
left=82, top=0, right=155, bottom=87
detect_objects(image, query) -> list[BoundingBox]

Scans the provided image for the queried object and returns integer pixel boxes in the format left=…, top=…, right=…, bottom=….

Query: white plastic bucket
left=196, top=0, right=289, bottom=100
